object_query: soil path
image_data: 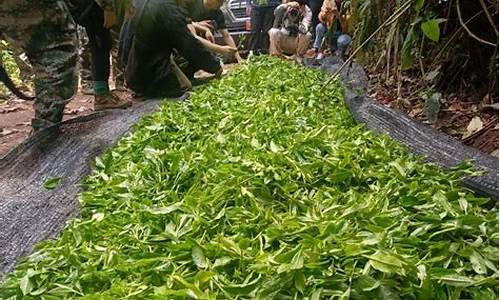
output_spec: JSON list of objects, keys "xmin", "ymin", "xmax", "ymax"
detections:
[{"xmin": 0, "ymin": 93, "xmax": 95, "ymax": 158}]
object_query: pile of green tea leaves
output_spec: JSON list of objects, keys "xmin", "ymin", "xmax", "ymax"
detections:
[{"xmin": 1, "ymin": 57, "xmax": 498, "ymax": 299}]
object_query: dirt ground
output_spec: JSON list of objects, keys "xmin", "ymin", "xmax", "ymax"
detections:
[
  {"xmin": 366, "ymin": 72, "xmax": 499, "ymax": 157},
  {"xmin": 0, "ymin": 93, "xmax": 96, "ymax": 157}
]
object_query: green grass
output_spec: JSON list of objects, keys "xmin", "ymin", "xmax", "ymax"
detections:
[
  {"xmin": 0, "ymin": 41, "xmax": 22, "ymax": 99},
  {"xmin": 0, "ymin": 57, "xmax": 497, "ymax": 299}
]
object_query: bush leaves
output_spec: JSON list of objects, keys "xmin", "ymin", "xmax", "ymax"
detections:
[{"xmin": 421, "ymin": 18, "xmax": 446, "ymax": 42}]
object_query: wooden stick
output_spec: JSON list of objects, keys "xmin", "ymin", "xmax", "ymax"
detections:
[
  {"xmin": 433, "ymin": 9, "xmax": 486, "ymax": 64},
  {"xmin": 456, "ymin": 0, "xmax": 497, "ymax": 47},
  {"xmin": 479, "ymin": 0, "xmax": 498, "ymax": 37}
]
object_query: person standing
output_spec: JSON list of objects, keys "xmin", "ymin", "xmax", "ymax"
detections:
[
  {"xmin": 246, "ymin": 0, "xmax": 280, "ymax": 56},
  {"xmin": 79, "ymin": 0, "xmax": 134, "ymax": 91},
  {"xmin": 0, "ymin": 0, "xmax": 79, "ymax": 131},
  {"xmin": 102, "ymin": 0, "xmax": 132, "ymax": 90},
  {"xmin": 68, "ymin": 0, "xmax": 132, "ymax": 110},
  {"xmin": 308, "ymin": 0, "xmax": 323, "ymax": 40}
]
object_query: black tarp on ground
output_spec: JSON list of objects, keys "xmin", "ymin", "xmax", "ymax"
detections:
[
  {"xmin": 305, "ymin": 56, "xmax": 498, "ymax": 201},
  {"xmin": 0, "ymin": 99, "xmax": 162, "ymax": 276}
]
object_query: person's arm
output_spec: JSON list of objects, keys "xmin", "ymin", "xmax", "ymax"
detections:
[
  {"xmin": 210, "ymin": 10, "xmax": 243, "ymax": 62},
  {"xmin": 187, "ymin": 24, "xmax": 237, "ymax": 56},
  {"xmin": 299, "ymin": 5, "xmax": 312, "ymax": 34},
  {"xmin": 155, "ymin": 1, "xmax": 221, "ymax": 75},
  {"xmin": 318, "ymin": 0, "xmax": 327, "ymax": 24},
  {"xmin": 340, "ymin": 9, "xmax": 351, "ymax": 33},
  {"xmin": 192, "ymin": 22, "xmax": 215, "ymax": 42},
  {"xmin": 273, "ymin": 4, "xmax": 286, "ymax": 28},
  {"xmin": 220, "ymin": 29, "xmax": 243, "ymax": 62},
  {"xmin": 321, "ymin": 0, "xmax": 337, "ymax": 28},
  {"xmin": 318, "ymin": 10, "xmax": 326, "ymax": 24}
]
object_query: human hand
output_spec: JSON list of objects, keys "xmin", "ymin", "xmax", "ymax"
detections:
[
  {"xmin": 205, "ymin": 30, "xmax": 215, "ymax": 43},
  {"xmin": 103, "ymin": 9, "xmax": 116, "ymax": 29},
  {"xmin": 298, "ymin": 24, "xmax": 307, "ymax": 34},
  {"xmin": 198, "ymin": 20, "xmax": 214, "ymax": 30},
  {"xmin": 214, "ymin": 66, "xmax": 224, "ymax": 78},
  {"xmin": 286, "ymin": 1, "xmax": 300, "ymax": 9},
  {"xmin": 222, "ymin": 46, "xmax": 238, "ymax": 56}
]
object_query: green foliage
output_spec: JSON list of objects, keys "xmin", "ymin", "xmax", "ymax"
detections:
[
  {"xmin": 414, "ymin": 0, "xmax": 425, "ymax": 12},
  {"xmin": 421, "ymin": 18, "xmax": 445, "ymax": 42},
  {"xmin": 351, "ymin": 0, "xmax": 446, "ymax": 69},
  {"xmin": 350, "ymin": 0, "xmax": 498, "ymax": 94},
  {"xmin": 43, "ymin": 177, "xmax": 62, "ymax": 190},
  {"xmin": 401, "ymin": 22, "xmax": 418, "ymax": 70},
  {"xmin": 424, "ymin": 92, "xmax": 442, "ymax": 123},
  {"xmin": 0, "ymin": 41, "xmax": 22, "ymax": 98},
  {"xmin": 0, "ymin": 57, "xmax": 498, "ymax": 299}
]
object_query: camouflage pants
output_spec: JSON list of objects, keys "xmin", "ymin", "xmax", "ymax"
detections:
[
  {"xmin": 0, "ymin": 0, "xmax": 78, "ymax": 130},
  {"xmin": 78, "ymin": 26, "xmax": 93, "ymax": 89},
  {"xmin": 111, "ymin": 28, "xmax": 125, "ymax": 89}
]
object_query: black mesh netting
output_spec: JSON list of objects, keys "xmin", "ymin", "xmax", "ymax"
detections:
[
  {"xmin": 0, "ymin": 99, "xmax": 163, "ymax": 276},
  {"xmin": 0, "ymin": 59, "xmax": 497, "ymax": 277}
]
